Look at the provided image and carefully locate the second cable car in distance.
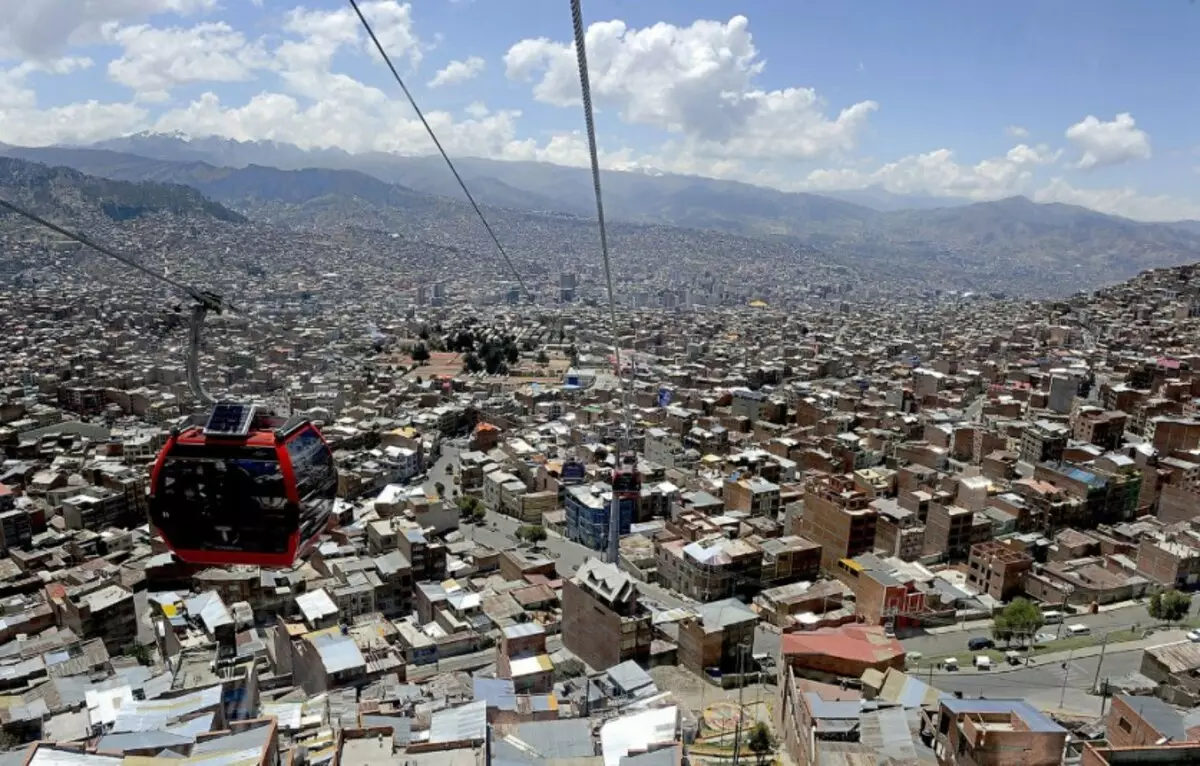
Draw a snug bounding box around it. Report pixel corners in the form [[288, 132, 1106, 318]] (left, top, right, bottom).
[[149, 401, 338, 568]]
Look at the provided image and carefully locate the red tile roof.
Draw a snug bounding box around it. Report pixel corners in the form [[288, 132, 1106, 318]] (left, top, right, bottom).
[[781, 625, 905, 665]]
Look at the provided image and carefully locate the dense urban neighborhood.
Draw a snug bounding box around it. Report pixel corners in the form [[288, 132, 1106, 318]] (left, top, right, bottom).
[[5, 140, 1200, 766]]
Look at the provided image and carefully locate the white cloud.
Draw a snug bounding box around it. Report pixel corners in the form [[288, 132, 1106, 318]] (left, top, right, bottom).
[[428, 56, 485, 88], [103, 22, 269, 102], [0, 0, 217, 60], [2, 2, 1195, 225], [0, 63, 146, 145], [1065, 112, 1151, 170], [503, 15, 875, 160], [1033, 178, 1200, 222], [274, 2, 420, 106], [801, 142, 1060, 200]]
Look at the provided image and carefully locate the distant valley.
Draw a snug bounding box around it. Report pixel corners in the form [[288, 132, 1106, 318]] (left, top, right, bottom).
[[3, 134, 1200, 297]]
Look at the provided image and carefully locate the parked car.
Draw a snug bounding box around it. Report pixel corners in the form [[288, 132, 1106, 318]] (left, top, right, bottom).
[[1186, 629, 1200, 643], [967, 637, 995, 651]]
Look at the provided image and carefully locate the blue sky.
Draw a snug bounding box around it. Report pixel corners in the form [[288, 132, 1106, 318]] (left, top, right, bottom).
[[2, 0, 1198, 220]]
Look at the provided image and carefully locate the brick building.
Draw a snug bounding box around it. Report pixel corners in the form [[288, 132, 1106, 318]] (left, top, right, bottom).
[[799, 476, 878, 573], [928, 698, 1068, 766], [676, 598, 758, 676], [966, 541, 1034, 601], [561, 558, 652, 671]]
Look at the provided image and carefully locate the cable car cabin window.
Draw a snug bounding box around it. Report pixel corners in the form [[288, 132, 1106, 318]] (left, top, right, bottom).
[[155, 456, 291, 554], [285, 427, 337, 544]]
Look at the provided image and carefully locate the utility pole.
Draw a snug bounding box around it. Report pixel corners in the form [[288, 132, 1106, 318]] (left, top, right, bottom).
[[1091, 632, 1110, 694], [732, 642, 748, 766], [1058, 648, 1074, 710]]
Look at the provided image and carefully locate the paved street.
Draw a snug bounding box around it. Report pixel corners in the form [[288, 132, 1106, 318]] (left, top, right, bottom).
[[899, 604, 1157, 657], [422, 440, 462, 499], [918, 648, 1143, 715]]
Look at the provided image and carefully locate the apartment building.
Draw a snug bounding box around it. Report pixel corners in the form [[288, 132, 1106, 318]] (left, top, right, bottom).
[[798, 476, 878, 573], [562, 558, 652, 671], [966, 540, 1034, 601]]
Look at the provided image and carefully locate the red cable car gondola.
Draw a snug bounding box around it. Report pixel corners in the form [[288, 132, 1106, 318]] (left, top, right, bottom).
[[149, 402, 338, 568]]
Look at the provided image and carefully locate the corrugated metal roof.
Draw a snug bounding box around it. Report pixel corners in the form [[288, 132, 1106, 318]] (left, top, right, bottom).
[[295, 589, 339, 623], [1115, 695, 1187, 742], [191, 725, 271, 756], [509, 654, 553, 677], [860, 707, 918, 765], [28, 748, 121, 766], [473, 677, 517, 711], [600, 706, 678, 766], [95, 731, 195, 754], [506, 719, 593, 759], [314, 634, 365, 674], [502, 623, 545, 639], [167, 713, 215, 737], [360, 714, 413, 746], [621, 747, 679, 766], [111, 686, 222, 733], [428, 699, 487, 743], [607, 660, 655, 695]]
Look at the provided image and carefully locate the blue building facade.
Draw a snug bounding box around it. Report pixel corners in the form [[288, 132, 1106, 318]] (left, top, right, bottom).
[[564, 485, 634, 551]]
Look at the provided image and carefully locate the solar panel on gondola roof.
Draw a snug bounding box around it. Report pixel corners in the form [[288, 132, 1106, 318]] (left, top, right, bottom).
[[204, 402, 256, 437]]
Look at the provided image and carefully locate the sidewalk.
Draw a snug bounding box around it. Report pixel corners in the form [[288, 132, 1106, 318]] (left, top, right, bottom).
[[920, 628, 1187, 678]]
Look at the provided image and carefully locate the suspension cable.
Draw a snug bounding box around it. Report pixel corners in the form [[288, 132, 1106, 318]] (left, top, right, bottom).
[[569, 0, 634, 441], [348, 0, 534, 304], [0, 197, 239, 314]]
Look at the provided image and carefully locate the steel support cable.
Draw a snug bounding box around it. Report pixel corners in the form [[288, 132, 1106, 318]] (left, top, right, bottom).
[[569, 0, 634, 441], [348, 0, 534, 304]]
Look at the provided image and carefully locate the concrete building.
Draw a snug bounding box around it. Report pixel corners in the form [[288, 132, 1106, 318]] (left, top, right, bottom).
[[723, 475, 781, 516], [54, 583, 137, 655], [1020, 420, 1069, 465]]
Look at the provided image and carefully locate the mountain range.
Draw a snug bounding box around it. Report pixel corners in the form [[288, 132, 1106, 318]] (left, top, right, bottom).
[[2, 132, 1200, 297]]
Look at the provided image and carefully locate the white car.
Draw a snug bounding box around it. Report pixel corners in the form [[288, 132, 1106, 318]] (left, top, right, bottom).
[[1186, 629, 1200, 643]]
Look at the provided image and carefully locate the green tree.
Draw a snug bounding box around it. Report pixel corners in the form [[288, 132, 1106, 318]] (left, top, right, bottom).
[[1148, 589, 1192, 626], [472, 506, 487, 522], [746, 722, 774, 765], [463, 352, 483, 373], [996, 598, 1044, 647], [127, 642, 152, 666], [434, 481, 446, 498], [505, 344, 520, 365], [991, 617, 1014, 646], [517, 524, 548, 544], [0, 729, 20, 751], [411, 343, 431, 363], [419, 325, 430, 340], [536, 349, 549, 364]]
